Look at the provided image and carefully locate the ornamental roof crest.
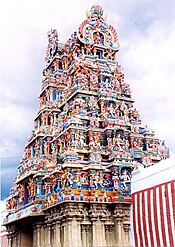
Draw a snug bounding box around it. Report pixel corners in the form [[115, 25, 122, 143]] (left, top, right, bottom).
[[78, 5, 119, 50]]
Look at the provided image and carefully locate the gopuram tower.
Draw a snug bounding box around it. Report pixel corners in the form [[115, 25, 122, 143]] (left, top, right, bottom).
[[4, 5, 169, 247]]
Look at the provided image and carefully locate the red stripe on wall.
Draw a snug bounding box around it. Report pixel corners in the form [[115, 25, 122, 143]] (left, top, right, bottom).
[[147, 189, 154, 246], [132, 179, 175, 247], [165, 183, 174, 246], [153, 188, 160, 246], [171, 181, 175, 223], [159, 185, 167, 246], [137, 192, 144, 247], [141, 191, 148, 246], [132, 194, 138, 247]]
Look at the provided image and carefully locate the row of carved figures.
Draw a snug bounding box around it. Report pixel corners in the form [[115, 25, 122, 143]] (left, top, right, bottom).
[[6, 167, 131, 210], [41, 67, 130, 100], [23, 137, 164, 162]]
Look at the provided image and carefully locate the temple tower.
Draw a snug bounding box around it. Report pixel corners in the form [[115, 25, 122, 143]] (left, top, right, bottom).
[[3, 5, 169, 247]]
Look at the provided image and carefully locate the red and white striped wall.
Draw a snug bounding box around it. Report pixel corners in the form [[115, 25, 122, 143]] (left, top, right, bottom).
[[131, 154, 175, 247]]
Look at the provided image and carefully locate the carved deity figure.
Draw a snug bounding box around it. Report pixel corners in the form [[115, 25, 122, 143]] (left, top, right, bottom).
[[107, 103, 116, 118], [79, 133, 86, 148], [67, 171, 74, 188], [28, 178, 36, 197], [50, 175, 58, 192], [94, 191, 99, 201], [106, 48, 115, 60], [149, 140, 157, 152], [89, 73, 98, 90], [100, 101, 106, 114], [112, 171, 119, 190], [90, 113, 99, 127], [6, 198, 16, 210], [34, 140, 40, 156], [88, 96, 99, 111], [102, 192, 108, 202], [142, 155, 152, 167], [85, 44, 93, 55], [44, 182, 52, 196], [93, 32, 102, 44], [45, 29, 59, 63], [19, 184, 25, 203], [113, 133, 124, 151], [120, 169, 131, 190]]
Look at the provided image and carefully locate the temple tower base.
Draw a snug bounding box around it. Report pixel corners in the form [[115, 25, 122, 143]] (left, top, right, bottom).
[[6, 201, 131, 247]]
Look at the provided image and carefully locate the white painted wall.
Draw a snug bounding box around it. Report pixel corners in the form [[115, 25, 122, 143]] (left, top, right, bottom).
[[131, 153, 175, 194]]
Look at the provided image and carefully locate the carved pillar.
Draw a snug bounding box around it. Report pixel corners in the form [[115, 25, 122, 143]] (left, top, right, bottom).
[[8, 227, 16, 247], [117, 218, 123, 245], [62, 219, 69, 247], [61, 221, 66, 247], [33, 226, 37, 247], [123, 221, 130, 246], [94, 219, 105, 246], [71, 218, 82, 247], [100, 218, 106, 247], [123, 205, 131, 246], [105, 225, 109, 246], [91, 216, 98, 246], [81, 225, 86, 247], [36, 224, 42, 247], [85, 225, 91, 247], [55, 220, 61, 247], [113, 204, 131, 247], [65, 217, 83, 246], [11, 236, 14, 247], [74, 217, 82, 247], [81, 223, 91, 247], [62, 203, 84, 247], [47, 224, 52, 247], [14, 234, 18, 247], [43, 223, 52, 247], [12, 231, 20, 247], [113, 205, 124, 246], [43, 225, 47, 247], [107, 225, 114, 247], [90, 204, 106, 247], [7, 234, 12, 247], [17, 232, 20, 247], [52, 222, 56, 247], [65, 218, 72, 247]]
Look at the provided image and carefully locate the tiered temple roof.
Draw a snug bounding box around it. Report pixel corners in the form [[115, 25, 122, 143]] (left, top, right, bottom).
[[4, 5, 169, 224]]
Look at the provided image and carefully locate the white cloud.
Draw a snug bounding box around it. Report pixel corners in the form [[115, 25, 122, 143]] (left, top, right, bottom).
[[118, 10, 175, 152]]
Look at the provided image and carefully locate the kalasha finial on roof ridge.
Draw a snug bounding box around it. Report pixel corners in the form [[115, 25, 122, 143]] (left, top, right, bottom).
[[86, 5, 106, 21]]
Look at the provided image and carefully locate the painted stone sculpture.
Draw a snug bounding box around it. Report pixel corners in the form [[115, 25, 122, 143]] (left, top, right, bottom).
[[5, 5, 169, 222]]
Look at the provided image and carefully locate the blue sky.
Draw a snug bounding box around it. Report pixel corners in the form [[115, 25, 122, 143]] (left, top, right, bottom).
[[1, 0, 175, 200]]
